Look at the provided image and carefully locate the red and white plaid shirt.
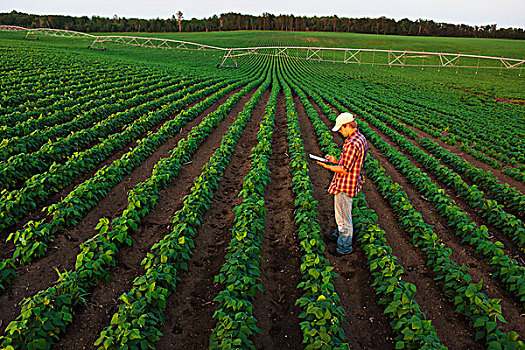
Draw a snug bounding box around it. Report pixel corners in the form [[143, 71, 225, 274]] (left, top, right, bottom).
[[328, 130, 368, 197]]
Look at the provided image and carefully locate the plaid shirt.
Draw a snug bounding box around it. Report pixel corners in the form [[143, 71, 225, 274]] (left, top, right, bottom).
[[328, 130, 368, 197]]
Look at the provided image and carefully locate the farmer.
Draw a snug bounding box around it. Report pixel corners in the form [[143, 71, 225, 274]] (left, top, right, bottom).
[[316, 112, 368, 257]]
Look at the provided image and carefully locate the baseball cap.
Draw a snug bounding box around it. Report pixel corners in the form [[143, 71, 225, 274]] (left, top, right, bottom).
[[332, 112, 355, 132]]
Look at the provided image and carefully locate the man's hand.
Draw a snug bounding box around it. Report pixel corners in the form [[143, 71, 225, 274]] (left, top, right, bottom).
[[325, 155, 337, 164], [317, 161, 330, 169], [316, 161, 349, 175]]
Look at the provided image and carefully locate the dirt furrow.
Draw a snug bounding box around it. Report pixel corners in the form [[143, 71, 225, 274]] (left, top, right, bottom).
[[364, 138, 525, 337], [403, 123, 525, 194], [296, 94, 396, 349], [366, 122, 524, 262], [0, 86, 253, 335], [310, 95, 525, 341], [54, 87, 268, 350], [153, 89, 272, 349], [252, 93, 303, 349]]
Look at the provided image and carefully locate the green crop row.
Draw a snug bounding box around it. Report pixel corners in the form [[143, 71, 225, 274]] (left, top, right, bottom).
[[94, 70, 272, 350], [277, 62, 348, 350], [313, 80, 525, 251], [209, 69, 277, 349], [0, 74, 259, 292], [308, 81, 524, 348], [1, 69, 122, 110], [0, 64, 269, 349], [281, 62, 445, 349]]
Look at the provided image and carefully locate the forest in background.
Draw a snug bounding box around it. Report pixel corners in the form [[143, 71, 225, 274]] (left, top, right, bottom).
[[1, 10, 524, 39]]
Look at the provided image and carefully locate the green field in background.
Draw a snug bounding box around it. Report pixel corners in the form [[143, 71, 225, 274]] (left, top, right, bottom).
[[2, 30, 523, 99]]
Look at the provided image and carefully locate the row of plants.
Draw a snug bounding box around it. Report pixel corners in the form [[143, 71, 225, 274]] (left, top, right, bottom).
[[209, 70, 278, 349], [0, 71, 262, 291], [299, 67, 525, 307], [323, 67, 525, 172], [0, 75, 182, 162], [281, 61, 445, 349], [293, 59, 525, 230], [302, 78, 524, 347], [0, 71, 152, 130], [1, 73, 173, 141], [0, 61, 270, 349], [327, 90, 525, 251], [0, 78, 223, 233], [0, 76, 211, 191], [277, 64, 348, 350], [93, 70, 273, 350], [503, 166, 525, 183], [329, 81, 525, 217]]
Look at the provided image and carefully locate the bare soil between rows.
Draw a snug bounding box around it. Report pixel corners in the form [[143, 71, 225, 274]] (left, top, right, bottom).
[[0, 85, 250, 336], [1, 86, 524, 349], [308, 94, 525, 345]]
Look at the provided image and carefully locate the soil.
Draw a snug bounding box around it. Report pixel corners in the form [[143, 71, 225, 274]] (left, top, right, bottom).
[[0, 85, 251, 336], [402, 123, 525, 195], [1, 83, 524, 350], [308, 95, 525, 342], [296, 95, 396, 349], [251, 94, 303, 349]]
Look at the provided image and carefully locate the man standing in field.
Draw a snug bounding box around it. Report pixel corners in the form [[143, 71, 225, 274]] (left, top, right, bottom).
[[317, 112, 368, 257]]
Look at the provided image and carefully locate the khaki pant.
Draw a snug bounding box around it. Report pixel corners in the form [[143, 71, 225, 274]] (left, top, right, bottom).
[[334, 192, 353, 254]]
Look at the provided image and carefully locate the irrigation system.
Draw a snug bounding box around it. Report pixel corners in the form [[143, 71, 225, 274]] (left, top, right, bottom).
[[2, 25, 524, 74]]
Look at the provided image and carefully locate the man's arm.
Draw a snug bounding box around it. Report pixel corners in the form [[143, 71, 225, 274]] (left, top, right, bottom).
[[316, 161, 349, 175]]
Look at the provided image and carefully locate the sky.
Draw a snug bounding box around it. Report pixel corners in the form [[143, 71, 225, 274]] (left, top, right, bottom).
[[1, 0, 524, 29]]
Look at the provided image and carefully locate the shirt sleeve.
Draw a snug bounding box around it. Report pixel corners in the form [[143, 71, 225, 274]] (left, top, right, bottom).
[[339, 143, 360, 173]]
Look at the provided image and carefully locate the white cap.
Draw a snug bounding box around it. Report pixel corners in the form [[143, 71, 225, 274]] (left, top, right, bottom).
[[332, 112, 355, 132]]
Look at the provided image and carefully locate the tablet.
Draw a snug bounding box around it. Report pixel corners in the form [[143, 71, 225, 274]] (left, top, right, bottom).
[[309, 154, 329, 163]]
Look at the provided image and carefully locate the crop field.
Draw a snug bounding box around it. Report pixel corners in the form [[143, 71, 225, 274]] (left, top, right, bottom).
[[0, 30, 524, 349]]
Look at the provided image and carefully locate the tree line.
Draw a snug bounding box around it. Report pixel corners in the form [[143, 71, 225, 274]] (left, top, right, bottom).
[[1, 10, 524, 39]]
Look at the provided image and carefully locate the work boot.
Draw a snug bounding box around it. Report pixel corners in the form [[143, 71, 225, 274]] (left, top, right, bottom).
[[328, 246, 353, 257], [324, 228, 339, 242]]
